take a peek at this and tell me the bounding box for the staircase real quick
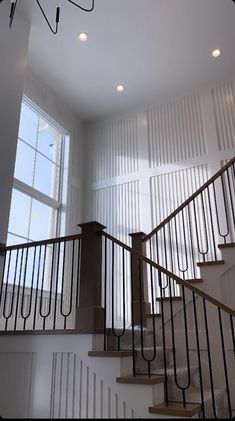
[0,160,235,418]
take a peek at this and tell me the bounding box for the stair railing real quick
[101,231,235,419]
[142,157,235,283]
[0,233,81,331]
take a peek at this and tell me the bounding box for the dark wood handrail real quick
[143,156,235,241]
[0,233,82,252]
[101,231,235,317]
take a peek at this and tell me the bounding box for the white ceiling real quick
[18,0,235,121]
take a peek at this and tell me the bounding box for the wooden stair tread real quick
[197,260,224,267]
[116,374,164,385]
[156,296,182,302]
[218,242,235,249]
[88,350,133,357]
[149,402,201,417]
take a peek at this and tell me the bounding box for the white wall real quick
[0,2,30,243]
[84,79,235,243]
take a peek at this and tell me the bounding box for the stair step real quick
[156,296,182,302]
[88,350,133,358]
[116,374,164,385]
[218,242,235,249]
[197,260,224,267]
[149,402,201,417]
[146,313,161,318]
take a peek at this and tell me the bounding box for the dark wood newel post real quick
[75,221,106,333]
[129,232,151,327]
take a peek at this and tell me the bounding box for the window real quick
[7,98,69,245]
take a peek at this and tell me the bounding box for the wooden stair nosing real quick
[156,296,182,302]
[197,259,224,267]
[149,401,201,417]
[88,350,134,358]
[146,313,161,318]
[116,374,164,385]
[218,242,235,249]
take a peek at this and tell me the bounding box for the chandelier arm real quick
[36,0,60,34]
[9,0,18,28]
[66,0,94,12]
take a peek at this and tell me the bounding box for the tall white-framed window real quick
[7,97,69,246]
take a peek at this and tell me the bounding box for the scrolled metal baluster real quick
[206,185,218,261]
[187,203,197,279]
[21,246,36,330]
[169,279,191,406]
[103,237,107,351]
[218,309,232,418]
[203,299,218,418]
[13,249,24,331]
[212,180,229,244]
[130,252,136,376]
[138,258,156,377]
[230,315,235,355]
[53,241,61,329]
[33,245,43,330]
[3,250,16,331]
[110,241,126,351]
[173,213,188,275]
[158,271,169,405]
[39,243,55,330]
[192,292,205,418]
[75,238,81,309]
[61,240,76,329]
[0,247,7,306]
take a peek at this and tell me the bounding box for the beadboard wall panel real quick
[147,93,206,168]
[88,114,139,183]
[212,82,235,151]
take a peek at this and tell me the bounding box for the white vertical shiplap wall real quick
[24,69,84,235]
[85,79,235,238]
[50,352,136,419]
[84,79,235,318]
[147,93,206,167]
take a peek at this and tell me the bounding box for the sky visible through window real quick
[7,102,63,246]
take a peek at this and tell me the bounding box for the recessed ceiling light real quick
[211,49,222,58]
[79,32,88,42]
[116,84,125,93]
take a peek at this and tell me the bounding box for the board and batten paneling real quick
[150,164,209,228]
[91,181,140,241]
[212,82,235,151]
[50,352,136,419]
[0,352,35,418]
[147,93,206,168]
[89,114,139,183]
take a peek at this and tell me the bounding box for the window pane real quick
[14,139,35,187]
[18,103,38,148]
[29,199,57,241]
[38,118,62,163]
[34,153,60,199]
[6,233,27,246]
[8,189,31,239]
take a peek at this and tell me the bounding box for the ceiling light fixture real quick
[78,32,88,42]
[0,0,95,35]
[211,49,222,58]
[116,85,125,93]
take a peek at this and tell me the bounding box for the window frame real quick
[7,95,69,245]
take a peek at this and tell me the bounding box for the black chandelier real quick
[0,0,95,34]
